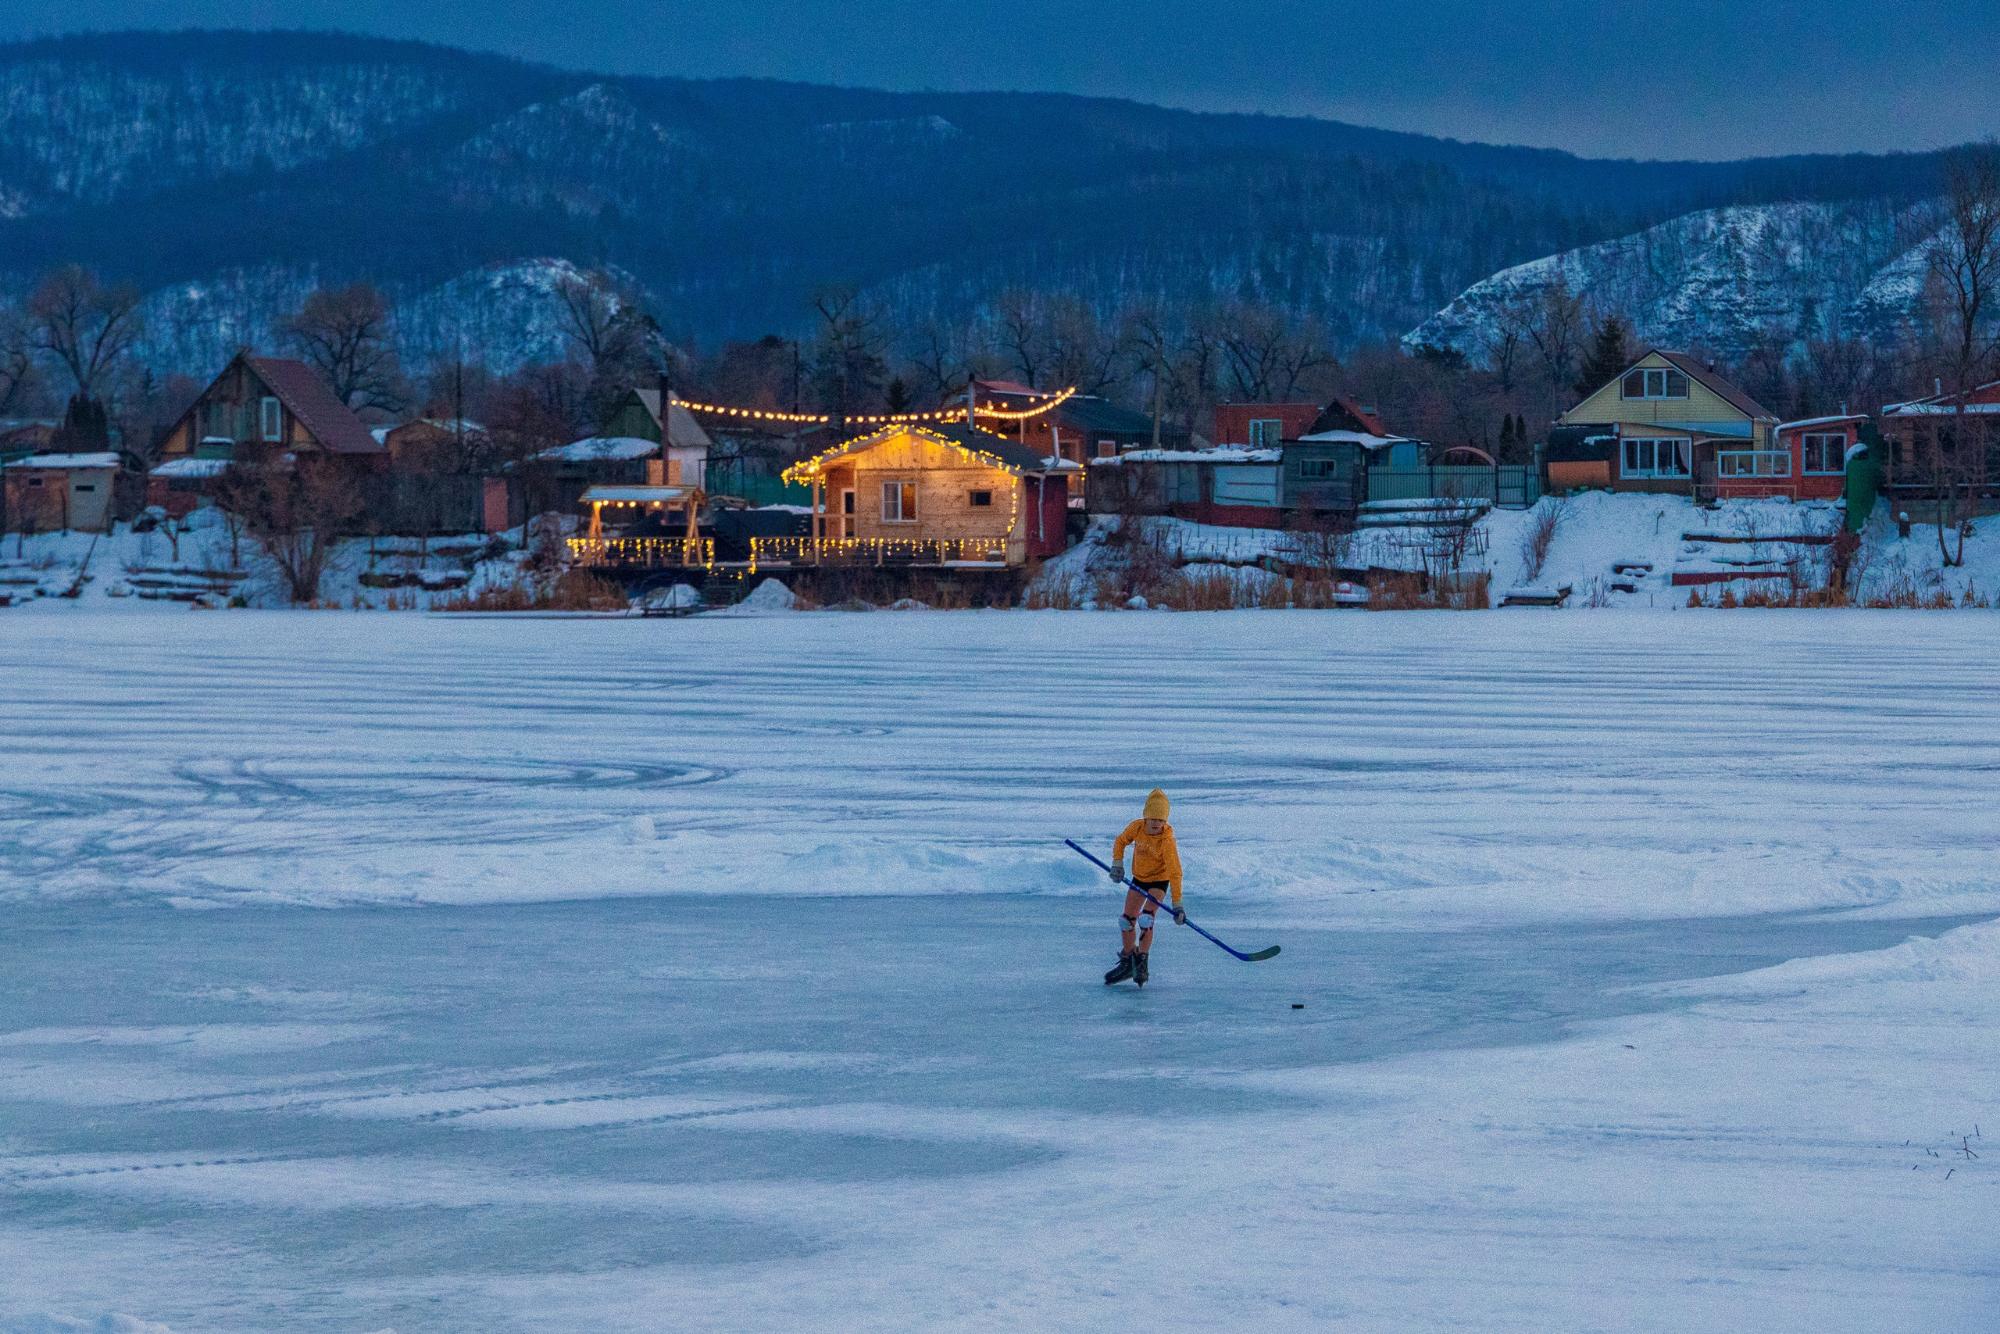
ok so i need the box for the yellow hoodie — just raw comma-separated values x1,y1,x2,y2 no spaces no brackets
1113,819,1183,905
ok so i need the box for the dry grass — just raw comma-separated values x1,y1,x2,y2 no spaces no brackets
1517,496,1570,582
435,569,627,612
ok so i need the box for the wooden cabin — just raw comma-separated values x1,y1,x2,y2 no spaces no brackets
781,423,1075,566
156,352,384,470
1877,380,2000,491
1554,349,1776,498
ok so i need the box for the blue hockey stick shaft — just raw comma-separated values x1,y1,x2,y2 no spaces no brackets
1064,838,1279,963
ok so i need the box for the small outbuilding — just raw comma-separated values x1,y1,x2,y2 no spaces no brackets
3,452,141,532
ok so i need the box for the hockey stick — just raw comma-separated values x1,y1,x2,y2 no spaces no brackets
1064,839,1280,962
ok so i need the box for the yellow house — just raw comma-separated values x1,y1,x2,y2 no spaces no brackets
777,423,1077,567
1557,349,1777,496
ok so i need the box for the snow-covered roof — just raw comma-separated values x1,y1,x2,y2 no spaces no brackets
4,451,121,470
1293,430,1410,451
579,485,693,504
1777,415,1867,431
536,436,661,463
1094,448,1280,467
1880,400,2000,415
150,457,232,479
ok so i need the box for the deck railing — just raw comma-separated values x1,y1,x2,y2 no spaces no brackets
568,537,714,569
747,535,1010,573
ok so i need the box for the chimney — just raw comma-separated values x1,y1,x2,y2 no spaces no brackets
1936,377,1944,398
657,371,674,446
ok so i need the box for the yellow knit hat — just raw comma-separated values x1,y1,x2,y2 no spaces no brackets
1142,788,1170,821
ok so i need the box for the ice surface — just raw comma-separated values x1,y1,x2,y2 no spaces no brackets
1,611,1996,1329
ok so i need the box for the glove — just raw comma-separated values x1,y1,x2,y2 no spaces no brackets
1109,864,1126,884
1171,906,1187,925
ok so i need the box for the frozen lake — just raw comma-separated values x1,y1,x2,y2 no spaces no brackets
2,609,1996,1329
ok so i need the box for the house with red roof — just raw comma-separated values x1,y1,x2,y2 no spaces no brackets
155,352,384,472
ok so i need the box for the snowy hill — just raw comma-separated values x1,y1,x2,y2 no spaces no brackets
1406,200,1942,362
0,30,1962,372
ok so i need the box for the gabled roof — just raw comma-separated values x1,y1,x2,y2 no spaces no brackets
244,355,381,454
784,422,1077,483
1644,349,1774,421
632,390,715,451
1308,396,1388,437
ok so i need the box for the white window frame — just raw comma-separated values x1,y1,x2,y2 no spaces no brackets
260,395,282,442
1717,449,1790,479
1247,418,1283,448
1622,368,1691,400
880,479,918,523
1620,436,1691,479
1801,432,1847,475
1298,456,1341,481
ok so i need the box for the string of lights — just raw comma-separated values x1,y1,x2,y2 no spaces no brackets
674,385,1077,428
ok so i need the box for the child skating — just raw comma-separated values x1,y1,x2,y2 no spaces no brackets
1103,788,1185,987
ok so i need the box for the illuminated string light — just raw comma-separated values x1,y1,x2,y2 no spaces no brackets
674,385,1078,427
568,536,715,571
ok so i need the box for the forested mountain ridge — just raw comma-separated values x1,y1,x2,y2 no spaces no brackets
0,28,1963,376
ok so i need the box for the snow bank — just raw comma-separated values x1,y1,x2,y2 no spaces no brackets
726,577,798,613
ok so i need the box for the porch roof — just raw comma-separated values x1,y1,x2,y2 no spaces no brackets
579,485,694,504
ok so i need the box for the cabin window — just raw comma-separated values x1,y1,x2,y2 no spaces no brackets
881,479,918,523
968,489,993,507
1298,457,1341,480
1622,368,1689,400
260,396,282,442
1247,419,1283,448
1095,440,1118,459
1802,432,1847,474
1621,436,1690,478
74,483,97,493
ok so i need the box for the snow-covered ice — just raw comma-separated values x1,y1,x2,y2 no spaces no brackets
1,610,1996,1330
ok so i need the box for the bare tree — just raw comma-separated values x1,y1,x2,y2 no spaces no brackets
555,269,631,369
1524,278,1587,389
1217,301,1335,401
0,304,35,417
808,285,888,418
28,266,144,402
219,458,362,604
1916,144,2000,565
992,290,1045,387
279,283,404,412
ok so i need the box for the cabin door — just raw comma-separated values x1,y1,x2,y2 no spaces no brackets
839,488,856,539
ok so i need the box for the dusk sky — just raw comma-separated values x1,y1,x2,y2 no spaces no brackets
4,1,1997,161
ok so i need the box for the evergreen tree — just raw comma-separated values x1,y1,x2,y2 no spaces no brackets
1573,315,1635,397
51,393,110,451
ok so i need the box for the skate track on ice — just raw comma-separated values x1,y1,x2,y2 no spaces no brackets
0,609,1996,1330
